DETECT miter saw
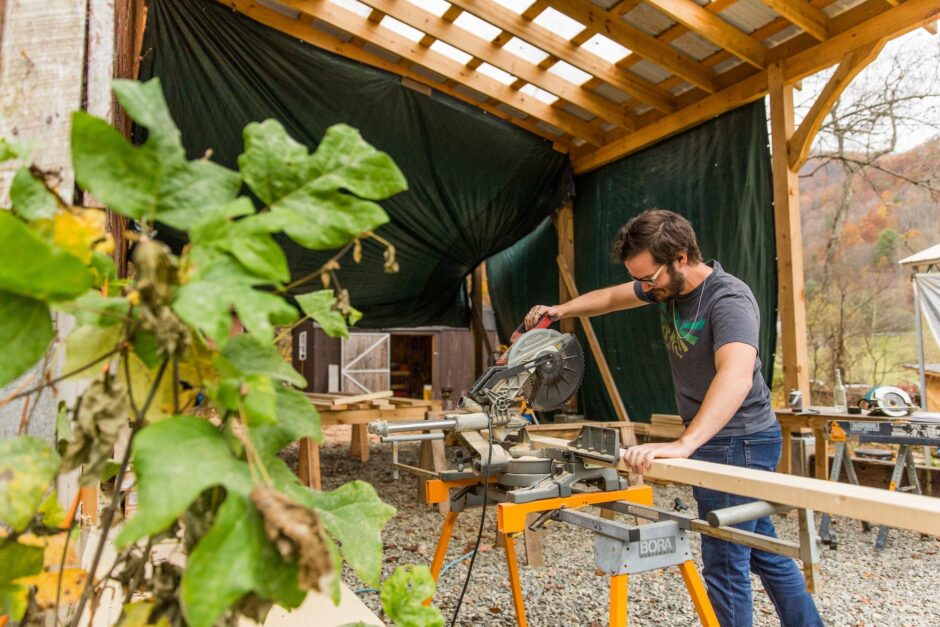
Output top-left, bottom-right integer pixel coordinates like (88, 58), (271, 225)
(368, 315), (628, 503)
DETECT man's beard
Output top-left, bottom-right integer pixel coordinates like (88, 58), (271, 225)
(649, 265), (685, 303)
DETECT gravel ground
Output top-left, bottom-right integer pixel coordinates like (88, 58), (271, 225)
(289, 427), (940, 626)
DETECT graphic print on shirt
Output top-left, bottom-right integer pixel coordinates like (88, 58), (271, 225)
(659, 302), (705, 358)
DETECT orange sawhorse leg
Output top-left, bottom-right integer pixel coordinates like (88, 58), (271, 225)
(609, 573), (629, 626)
(502, 531), (527, 627)
(678, 560), (720, 627)
(430, 511), (460, 581)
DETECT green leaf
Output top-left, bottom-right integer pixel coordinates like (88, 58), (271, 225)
(10, 167), (57, 221)
(295, 290), (348, 338)
(0, 137), (24, 162)
(181, 493), (304, 627)
(0, 540), (44, 583)
(0, 437), (61, 532)
(219, 334), (306, 388)
(37, 489), (66, 527)
(90, 252), (118, 287)
(310, 481), (395, 588)
(248, 386), (322, 459)
(0, 292), (52, 388)
(242, 374), (277, 426)
(174, 256), (296, 344)
(0, 211), (92, 301)
(62, 323), (122, 379)
(132, 331), (162, 369)
(59, 292), (127, 327)
(71, 79), (241, 228)
(0, 583), (29, 621)
(117, 416), (252, 546)
(239, 121), (404, 250)
(380, 565), (443, 627)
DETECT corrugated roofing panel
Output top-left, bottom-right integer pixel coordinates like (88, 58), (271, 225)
(718, 0), (779, 34)
(628, 58), (672, 84)
(534, 120), (566, 136)
(592, 82), (631, 104)
(311, 19), (354, 43)
(670, 31), (721, 62)
(495, 103), (529, 119)
(622, 4), (675, 37)
(362, 41), (402, 64)
(454, 84), (490, 102)
(763, 24), (801, 48)
(258, 0), (299, 19)
(561, 102), (597, 121)
(713, 56), (745, 74)
(410, 63), (449, 83)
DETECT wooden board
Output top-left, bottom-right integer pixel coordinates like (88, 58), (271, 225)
(527, 434), (940, 538)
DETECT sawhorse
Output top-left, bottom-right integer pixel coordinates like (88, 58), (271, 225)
(424, 478), (719, 626)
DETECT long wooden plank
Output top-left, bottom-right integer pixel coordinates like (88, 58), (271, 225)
(556, 255), (635, 441)
(527, 434), (940, 537)
(544, 0), (717, 94)
(220, 0), (573, 148)
(445, 0), (675, 112)
(353, 0), (634, 130)
(644, 0), (768, 69)
(331, 390), (393, 408)
(572, 0), (937, 173)
(758, 0), (829, 41)
(272, 0), (605, 144)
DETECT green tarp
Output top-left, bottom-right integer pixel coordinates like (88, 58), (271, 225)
(138, 0), (571, 328)
(488, 101), (776, 423)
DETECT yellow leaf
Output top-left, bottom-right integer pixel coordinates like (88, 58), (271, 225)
(17, 568), (86, 609)
(54, 209), (109, 264)
(119, 602), (170, 627)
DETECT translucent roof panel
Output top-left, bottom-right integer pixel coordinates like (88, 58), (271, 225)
(718, 0), (778, 34)
(520, 83), (559, 104)
(404, 0), (451, 18)
(477, 62), (517, 85)
(380, 15), (425, 42)
(581, 33), (631, 63)
(504, 37), (549, 64)
(532, 8), (586, 40)
(454, 12), (502, 41)
(491, 0), (535, 14)
(258, 0), (299, 19)
(623, 4), (674, 37)
(430, 40), (473, 65)
(548, 60), (593, 86)
(326, 0), (371, 18)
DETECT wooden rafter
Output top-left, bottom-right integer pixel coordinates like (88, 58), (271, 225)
(758, 0), (829, 41)
(543, 0), (718, 94)
(788, 39), (885, 170)
(353, 0), (634, 130)
(273, 0), (606, 144)
(643, 0), (768, 69)
(220, 0), (576, 148)
(445, 0), (675, 113)
(571, 0), (939, 172)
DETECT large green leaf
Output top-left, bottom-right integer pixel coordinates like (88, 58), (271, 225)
(309, 481), (395, 588)
(0, 542), (43, 621)
(71, 79), (241, 228)
(181, 493), (304, 627)
(0, 292), (52, 388)
(295, 290), (348, 338)
(248, 386), (322, 459)
(173, 256), (296, 345)
(0, 211), (92, 301)
(380, 565), (443, 627)
(0, 437), (61, 532)
(10, 167), (57, 221)
(238, 122), (404, 250)
(58, 292), (128, 327)
(117, 416), (251, 546)
(218, 334), (306, 388)
(62, 323), (123, 378)
(0, 583), (29, 621)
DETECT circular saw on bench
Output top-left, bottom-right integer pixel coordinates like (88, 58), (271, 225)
(505, 324), (584, 412)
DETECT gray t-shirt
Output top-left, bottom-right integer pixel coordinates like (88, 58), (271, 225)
(634, 261), (776, 437)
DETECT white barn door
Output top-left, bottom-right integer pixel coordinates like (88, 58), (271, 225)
(341, 333), (390, 393)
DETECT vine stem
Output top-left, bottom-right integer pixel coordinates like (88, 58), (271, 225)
(0, 346), (123, 411)
(281, 241), (354, 292)
(70, 356), (170, 627)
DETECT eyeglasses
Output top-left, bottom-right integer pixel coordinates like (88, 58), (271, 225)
(635, 264), (666, 287)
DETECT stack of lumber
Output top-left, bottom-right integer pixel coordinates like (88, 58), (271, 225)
(304, 390), (435, 411)
(632, 414), (685, 439)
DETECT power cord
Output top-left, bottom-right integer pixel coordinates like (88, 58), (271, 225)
(449, 414), (494, 627)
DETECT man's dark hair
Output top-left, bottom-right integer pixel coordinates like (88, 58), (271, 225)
(612, 209), (703, 265)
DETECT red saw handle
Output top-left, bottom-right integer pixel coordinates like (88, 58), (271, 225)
(509, 313), (552, 343)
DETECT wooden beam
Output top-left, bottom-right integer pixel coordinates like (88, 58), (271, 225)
(272, 0), (604, 144)
(768, 62), (810, 404)
(572, 0), (938, 172)
(526, 434), (940, 538)
(643, 0), (768, 69)
(220, 0), (575, 148)
(353, 0), (634, 130)
(471, 265), (485, 380)
(544, 0), (718, 94)
(787, 39), (884, 170)
(445, 0), (676, 113)
(556, 255), (635, 436)
(758, 0), (830, 41)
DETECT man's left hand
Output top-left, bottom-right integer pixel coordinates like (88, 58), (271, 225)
(622, 440), (695, 474)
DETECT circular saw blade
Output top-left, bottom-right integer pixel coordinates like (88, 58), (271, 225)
(523, 335), (584, 411)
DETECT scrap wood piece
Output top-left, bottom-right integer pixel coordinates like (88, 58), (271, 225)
(527, 433), (940, 538)
(329, 390), (393, 408)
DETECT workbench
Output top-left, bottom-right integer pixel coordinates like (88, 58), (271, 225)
(296, 396), (441, 490)
(775, 408), (889, 479)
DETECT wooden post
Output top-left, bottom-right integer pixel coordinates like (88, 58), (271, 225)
(768, 63), (811, 406)
(471, 265), (486, 379)
(298, 437), (321, 490)
(554, 203), (579, 413)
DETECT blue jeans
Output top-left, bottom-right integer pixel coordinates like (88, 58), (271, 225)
(690, 424), (823, 627)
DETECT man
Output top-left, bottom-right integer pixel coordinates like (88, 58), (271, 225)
(525, 209), (822, 627)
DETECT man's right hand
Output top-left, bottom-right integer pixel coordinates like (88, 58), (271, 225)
(525, 304), (563, 329)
